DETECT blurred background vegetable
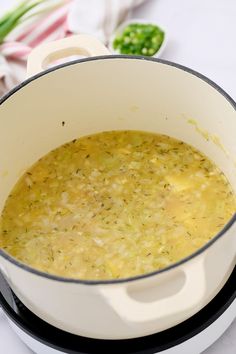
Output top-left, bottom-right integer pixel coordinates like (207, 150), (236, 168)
(0, 0), (146, 97)
(0, 0), (64, 44)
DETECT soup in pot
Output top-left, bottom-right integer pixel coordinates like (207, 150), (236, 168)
(0, 130), (235, 280)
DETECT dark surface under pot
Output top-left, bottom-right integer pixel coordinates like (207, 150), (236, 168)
(0, 267), (236, 354)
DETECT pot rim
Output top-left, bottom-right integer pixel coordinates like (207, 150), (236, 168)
(0, 55), (236, 285)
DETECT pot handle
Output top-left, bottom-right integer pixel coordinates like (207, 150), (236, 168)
(99, 256), (206, 323)
(26, 34), (110, 78)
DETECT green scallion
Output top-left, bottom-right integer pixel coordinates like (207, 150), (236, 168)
(113, 23), (165, 56)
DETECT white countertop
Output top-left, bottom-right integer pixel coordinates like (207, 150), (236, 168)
(0, 0), (235, 353)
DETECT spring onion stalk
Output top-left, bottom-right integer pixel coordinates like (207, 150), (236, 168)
(19, 0), (66, 23)
(0, 0), (53, 44)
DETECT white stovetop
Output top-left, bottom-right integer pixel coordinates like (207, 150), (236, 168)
(0, 0), (236, 353)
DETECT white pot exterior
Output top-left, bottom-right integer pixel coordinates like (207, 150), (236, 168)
(0, 50), (236, 339)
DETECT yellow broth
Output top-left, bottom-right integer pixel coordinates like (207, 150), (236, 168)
(0, 131), (235, 280)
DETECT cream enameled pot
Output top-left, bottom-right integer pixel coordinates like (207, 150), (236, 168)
(0, 35), (235, 340)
